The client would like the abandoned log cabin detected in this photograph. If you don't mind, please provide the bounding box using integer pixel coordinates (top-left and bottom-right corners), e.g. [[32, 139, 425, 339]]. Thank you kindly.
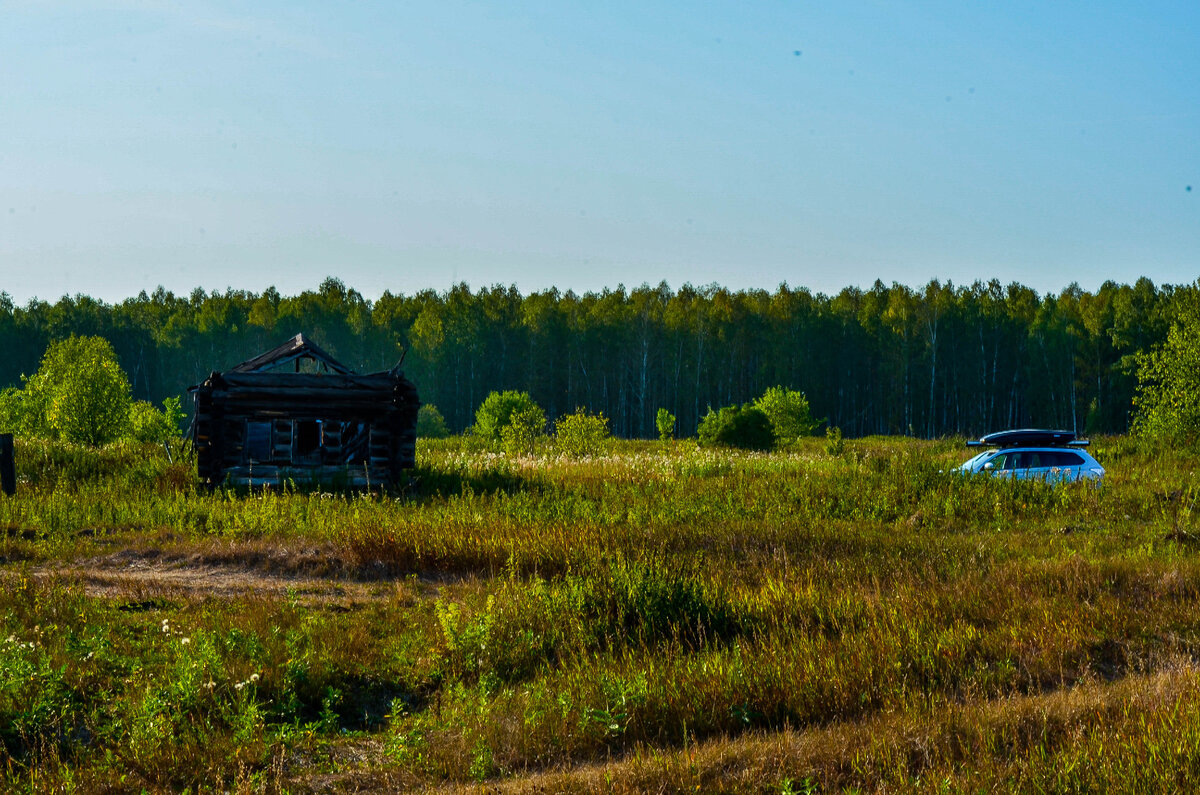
[[190, 334, 420, 488]]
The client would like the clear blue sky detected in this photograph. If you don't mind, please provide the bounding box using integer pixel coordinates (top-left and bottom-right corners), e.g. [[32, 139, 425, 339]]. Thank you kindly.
[[1, 1, 1197, 304]]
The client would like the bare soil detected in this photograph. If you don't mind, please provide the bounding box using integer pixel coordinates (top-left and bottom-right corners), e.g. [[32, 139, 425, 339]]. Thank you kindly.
[[31, 543, 428, 607]]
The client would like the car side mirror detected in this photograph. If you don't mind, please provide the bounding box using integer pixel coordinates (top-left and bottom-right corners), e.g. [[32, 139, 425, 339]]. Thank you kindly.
[[983, 462, 995, 471]]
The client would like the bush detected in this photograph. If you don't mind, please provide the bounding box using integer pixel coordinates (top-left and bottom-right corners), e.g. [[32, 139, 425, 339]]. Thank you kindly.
[[697, 405, 775, 451], [416, 404, 451, 439], [825, 425, 845, 456], [655, 408, 675, 441], [474, 391, 545, 445], [753, 386, 819, 444], [0, 387, 27, 435], [23, 336, 132, 446], [501, 404, 546, 456], [555, 409, 610, 456], [128, 397, 184, 444]]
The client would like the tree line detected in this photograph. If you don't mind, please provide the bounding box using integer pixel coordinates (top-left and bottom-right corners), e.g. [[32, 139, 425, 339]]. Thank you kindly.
[[0, 277, 1187, 438]]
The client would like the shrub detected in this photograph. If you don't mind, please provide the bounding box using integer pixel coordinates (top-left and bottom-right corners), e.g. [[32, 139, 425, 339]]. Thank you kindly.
[[655, 408, 675, 441], [555, 409, 610, 456], [501, 404, 546, 456], [0, 387, 27, 435], [753, 386, 819, 444], [128, 397, 184, 444], [474, 391, 544, 444], [23, 336, 132, 446], [417, 404, 451, 439], [697, 405, 775, 451], [825, 425, 845, 456]]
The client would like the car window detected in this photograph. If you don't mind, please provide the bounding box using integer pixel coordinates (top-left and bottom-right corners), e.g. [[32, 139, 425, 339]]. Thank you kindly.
[[1046, 450, 1083, 467], [999, 452, 1021, 470], [981, 449, 1087, 471]]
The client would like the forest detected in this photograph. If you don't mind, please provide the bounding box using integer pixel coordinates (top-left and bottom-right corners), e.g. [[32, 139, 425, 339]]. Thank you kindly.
[[0, 276, 1185, 438]]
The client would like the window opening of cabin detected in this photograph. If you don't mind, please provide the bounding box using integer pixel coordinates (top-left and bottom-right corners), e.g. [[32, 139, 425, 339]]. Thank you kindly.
[[340, 421, 370, 464], [294, 420, 323, 460], [244, 421, 273, 463]]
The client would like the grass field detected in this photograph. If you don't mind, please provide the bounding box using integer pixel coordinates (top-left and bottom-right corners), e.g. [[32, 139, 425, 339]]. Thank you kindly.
[[3, 434, 1200, 792]]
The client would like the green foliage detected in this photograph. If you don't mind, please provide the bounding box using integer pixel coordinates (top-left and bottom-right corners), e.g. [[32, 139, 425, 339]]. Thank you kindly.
[[554, 408, 610, 456], [0, 386, 27, 434], [11, 436, 1200, 789], [128, 396, 184, 444], [1133, 292, 1200, 444], [416, 404, 451, 439], [655, 408, 675, 441], [474, 391, 544, 445], [500, 404, 546, 456], [825, 425, 845, 456], [0, 278, 1189, 440], [23, 336, 132, 445], [697, 404, 775, 451], [753, 386, 819, 444]]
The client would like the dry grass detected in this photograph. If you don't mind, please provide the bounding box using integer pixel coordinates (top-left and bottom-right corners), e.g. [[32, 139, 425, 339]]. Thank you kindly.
[[4, 435, 1200, 791]]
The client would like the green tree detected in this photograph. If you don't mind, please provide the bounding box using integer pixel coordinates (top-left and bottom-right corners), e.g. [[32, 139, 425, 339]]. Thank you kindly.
[[697, 404, 775, 451], [474, 391, 545, 445], [1132, 291, 1200, 443], [0, 387, 27, 435], [24, 336, 132, 445], [128, 396, 184, 444], [655, 408, 675, 441], [502, 404, 547, 456], [416, 404, 451, 439], [555, 408, 610, 456], [753, 386, 818, 444]]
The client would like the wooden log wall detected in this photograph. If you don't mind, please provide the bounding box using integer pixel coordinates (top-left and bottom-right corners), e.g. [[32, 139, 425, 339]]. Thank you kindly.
[[191, 368, 419, 489]]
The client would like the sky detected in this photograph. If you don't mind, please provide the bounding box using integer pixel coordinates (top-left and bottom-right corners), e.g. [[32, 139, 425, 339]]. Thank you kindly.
[[1, 0, 1197, 305]]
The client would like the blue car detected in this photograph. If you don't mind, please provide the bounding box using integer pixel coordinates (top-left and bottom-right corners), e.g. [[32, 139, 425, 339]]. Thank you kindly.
[[956, 429, 1104, 483]]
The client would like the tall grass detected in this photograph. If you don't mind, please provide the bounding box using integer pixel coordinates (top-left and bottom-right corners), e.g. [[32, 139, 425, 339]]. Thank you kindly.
[[2, 434, 1200, 789]]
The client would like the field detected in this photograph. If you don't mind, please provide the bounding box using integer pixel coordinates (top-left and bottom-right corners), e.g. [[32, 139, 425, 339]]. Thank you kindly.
[[3, 435, 1200, 792]]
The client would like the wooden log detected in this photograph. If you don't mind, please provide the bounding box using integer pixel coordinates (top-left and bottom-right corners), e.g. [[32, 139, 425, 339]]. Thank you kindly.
[[218, 372, 400, 391]]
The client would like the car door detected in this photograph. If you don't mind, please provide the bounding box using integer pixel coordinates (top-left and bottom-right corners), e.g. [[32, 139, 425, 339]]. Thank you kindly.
[[1021, 450, 1055, 481], [1047, 450, 1085, 481], [988, 451, 1021, 479]]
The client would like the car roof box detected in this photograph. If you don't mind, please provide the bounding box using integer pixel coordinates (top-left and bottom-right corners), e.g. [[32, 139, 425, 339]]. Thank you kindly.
[[966, 429, 1089, 448]]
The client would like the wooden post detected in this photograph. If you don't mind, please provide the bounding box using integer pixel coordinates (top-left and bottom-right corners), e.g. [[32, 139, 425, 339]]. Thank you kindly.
[[0, 433, 14, 496]]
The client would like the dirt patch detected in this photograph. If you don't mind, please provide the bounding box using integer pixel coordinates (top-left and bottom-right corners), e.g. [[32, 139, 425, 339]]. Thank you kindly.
[[32, 547, 418, 607]]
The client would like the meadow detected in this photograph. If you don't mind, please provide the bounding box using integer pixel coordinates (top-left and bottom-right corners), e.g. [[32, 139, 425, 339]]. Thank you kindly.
[[2, 434, 1200, 792]]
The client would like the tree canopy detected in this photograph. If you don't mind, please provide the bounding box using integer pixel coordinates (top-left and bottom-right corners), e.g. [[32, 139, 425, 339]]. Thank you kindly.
[[1133, 290, 1200, 443], [22, 336, 131, 445], [753, 386, 819, 444], [473, 391, 545, 444], [697, 405, 776, 451], [0, 277, 1185, 439]]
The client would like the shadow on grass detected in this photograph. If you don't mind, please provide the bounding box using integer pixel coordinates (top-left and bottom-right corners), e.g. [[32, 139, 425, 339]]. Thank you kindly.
[[407, 465, 535, 501], [268, 672, 427, 732]]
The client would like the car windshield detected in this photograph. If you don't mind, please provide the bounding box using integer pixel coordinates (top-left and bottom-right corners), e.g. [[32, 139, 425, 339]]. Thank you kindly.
[[958, 450, 994, 470]]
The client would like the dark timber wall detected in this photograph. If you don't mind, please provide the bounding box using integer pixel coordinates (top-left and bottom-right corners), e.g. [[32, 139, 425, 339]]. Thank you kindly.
[[191, 335, 419, 489]]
